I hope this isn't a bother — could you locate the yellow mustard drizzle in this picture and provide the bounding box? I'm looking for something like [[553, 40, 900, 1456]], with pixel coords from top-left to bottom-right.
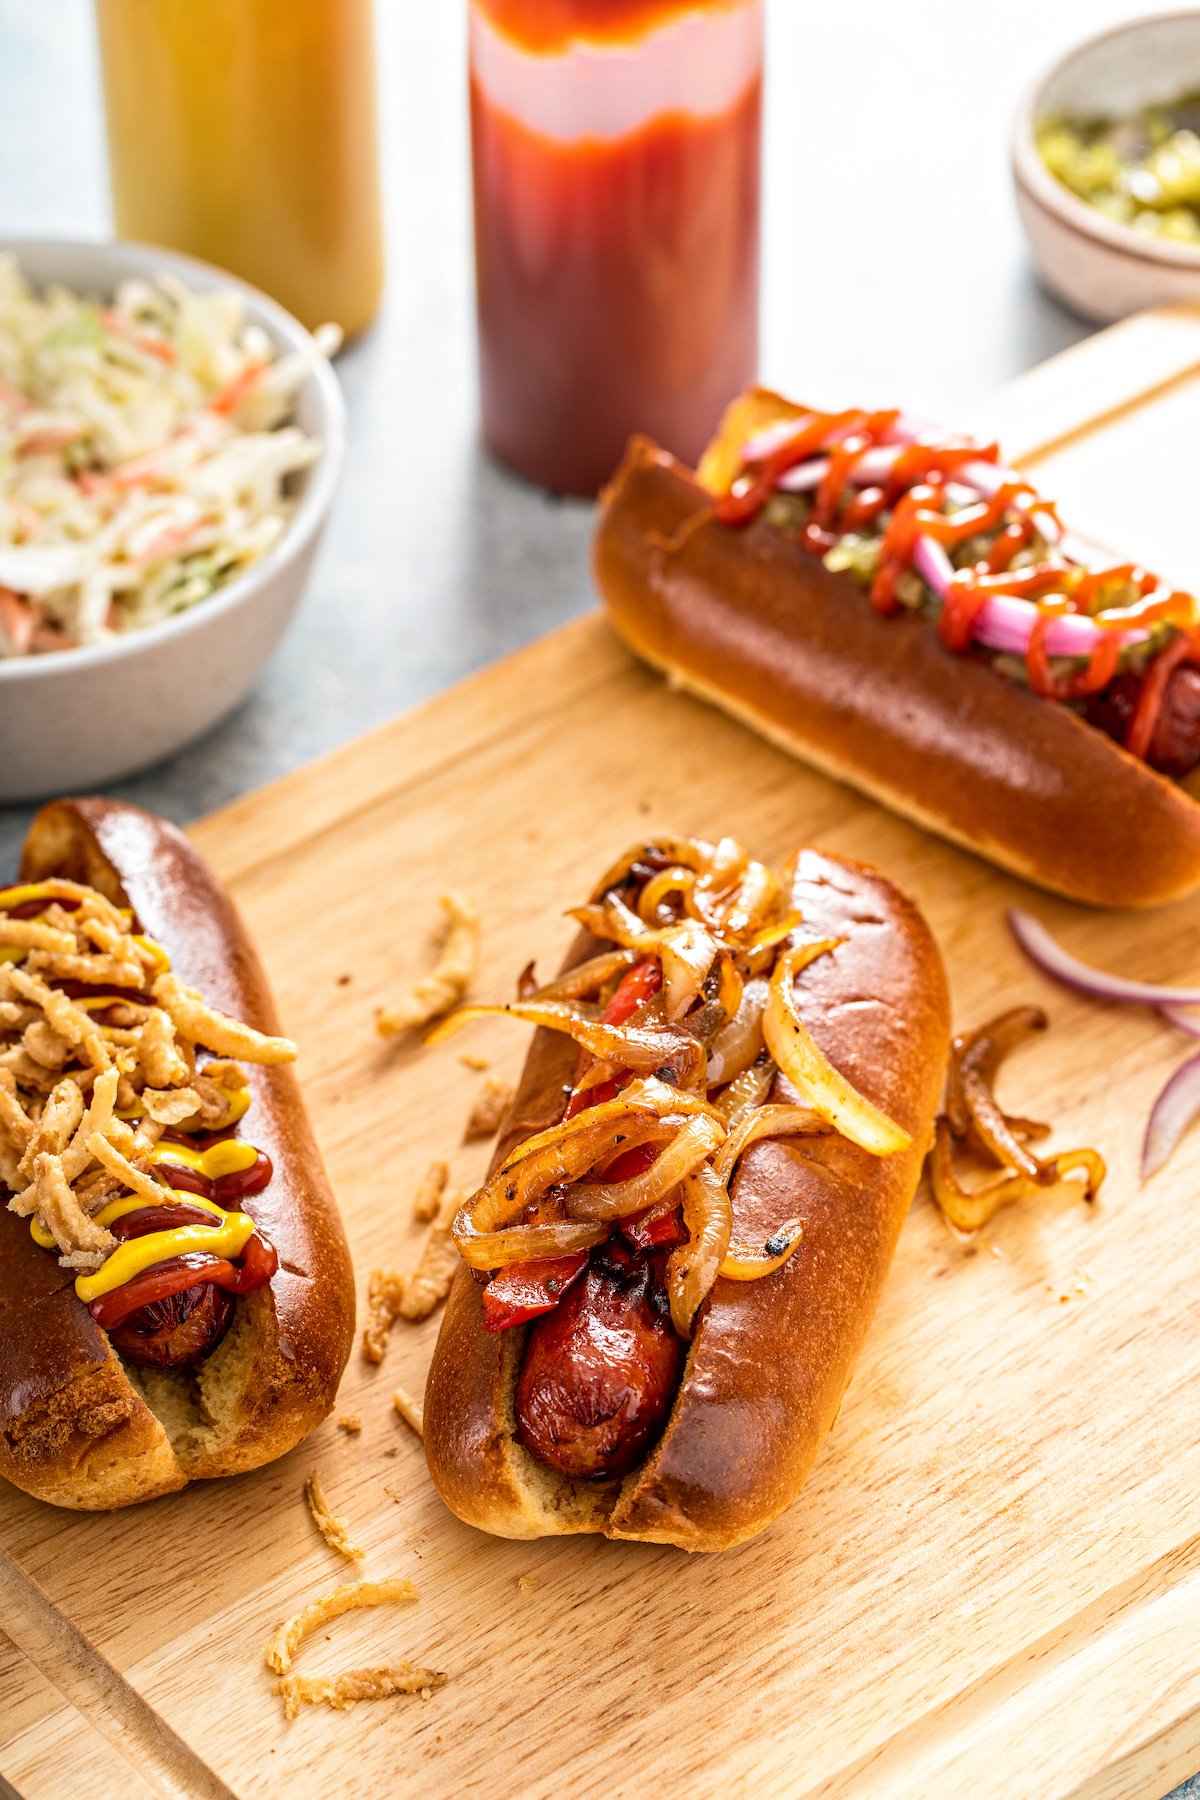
[[130, 933, 170, 974], [151, 1138, 258, 1179], [0, 882, 62, 909], [74, 1212, 257, 1302], [115, 1083, 251, 1125], [29, 1188, 229, 1250]]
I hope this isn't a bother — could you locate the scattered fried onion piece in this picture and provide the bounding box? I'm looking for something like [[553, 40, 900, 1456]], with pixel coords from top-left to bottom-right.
[[412, 1158, 448, 1224], [463, 1076, 513, 1143], [266, 1578, 419, 1675], [0, 919, 76, 955], [392, 1385, 425, 1437], [363, 1186, 464, 1362], [930, 1009, 1106, 1232], [275, 1664, 447, 1720], [377, 891, 480, 1037], [946, 1006, 1049, 1180], [305, 1471, 365, 1562]]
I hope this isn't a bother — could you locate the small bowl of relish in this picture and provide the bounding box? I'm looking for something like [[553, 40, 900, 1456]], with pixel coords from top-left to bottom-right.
[[1014, 12, 1200, 322]]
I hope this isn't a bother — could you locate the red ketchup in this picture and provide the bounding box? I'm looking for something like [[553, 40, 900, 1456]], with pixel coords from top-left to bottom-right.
[[469, 0, 763, 495]]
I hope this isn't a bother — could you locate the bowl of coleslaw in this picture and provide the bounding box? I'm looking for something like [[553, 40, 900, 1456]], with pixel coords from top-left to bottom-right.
[[0, 237, 345, 800]]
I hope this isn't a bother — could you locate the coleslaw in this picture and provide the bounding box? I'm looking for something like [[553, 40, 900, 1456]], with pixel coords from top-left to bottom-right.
[[0, 256, 340, 657]]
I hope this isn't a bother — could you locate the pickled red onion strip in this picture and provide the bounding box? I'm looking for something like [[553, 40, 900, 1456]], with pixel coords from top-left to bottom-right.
[[1009, 909, 1200, 1007], [1144, 1050, 1200, 1179]]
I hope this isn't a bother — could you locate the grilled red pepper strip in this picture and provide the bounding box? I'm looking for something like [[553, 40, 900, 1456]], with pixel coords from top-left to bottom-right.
[[481, 1253, 590, 1332]]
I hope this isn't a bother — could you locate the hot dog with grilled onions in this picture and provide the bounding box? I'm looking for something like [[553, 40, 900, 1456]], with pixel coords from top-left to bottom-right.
[[0, 798, 354, 1510], [423, 835, 948, 1552], [592, 390, 1200, 910]]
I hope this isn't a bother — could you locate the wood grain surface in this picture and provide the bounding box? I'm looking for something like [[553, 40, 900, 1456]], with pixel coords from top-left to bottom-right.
[[4, 308, 1200, 1800]]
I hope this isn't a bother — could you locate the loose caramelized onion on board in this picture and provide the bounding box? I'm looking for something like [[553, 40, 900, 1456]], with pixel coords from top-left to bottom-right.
[[443, 836, 910, 1331], [930, 1007, 1106, 1232]]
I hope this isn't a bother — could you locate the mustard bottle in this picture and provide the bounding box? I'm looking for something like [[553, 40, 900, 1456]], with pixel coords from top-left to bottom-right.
[[95, 0, 384, 339]]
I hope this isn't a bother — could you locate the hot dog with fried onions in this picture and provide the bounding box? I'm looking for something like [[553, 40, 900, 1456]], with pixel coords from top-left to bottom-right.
[[0, 798, 355, 1510], [423, 835, 948, 1552], [592, 391, 1200, 909]]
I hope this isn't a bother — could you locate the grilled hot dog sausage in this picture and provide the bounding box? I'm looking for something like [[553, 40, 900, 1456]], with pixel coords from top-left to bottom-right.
[[1086, 665, 1200, 778], [516, 1243, 684, 1480], [108, 1283, 234, 1369]]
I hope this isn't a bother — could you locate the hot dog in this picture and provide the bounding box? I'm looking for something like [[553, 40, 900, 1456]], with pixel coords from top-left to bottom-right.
[[423, 834, 948, 1551], [591, 390, 1200, 909], [0, 798, 355, 1510]]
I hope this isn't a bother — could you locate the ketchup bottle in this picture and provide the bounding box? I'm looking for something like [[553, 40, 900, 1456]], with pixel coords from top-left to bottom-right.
[[469, 0, 763, 497]]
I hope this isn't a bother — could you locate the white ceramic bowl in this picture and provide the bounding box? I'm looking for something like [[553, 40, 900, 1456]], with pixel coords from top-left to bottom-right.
[[1013, 11, 1200, 323], [0, 237, 345, 802]]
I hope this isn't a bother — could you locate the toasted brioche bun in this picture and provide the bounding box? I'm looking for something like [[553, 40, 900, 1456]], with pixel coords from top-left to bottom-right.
[[0, 798, 355, 1510], [591, 395, 1200, 909], [424, 848, 949, 1552]]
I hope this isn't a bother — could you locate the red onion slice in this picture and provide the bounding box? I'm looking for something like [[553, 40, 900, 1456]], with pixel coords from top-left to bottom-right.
[[975, 596, 1145, 660], [913, 534, 954, 598], [1161, 1004, 1200, 1037], [739, 412, 930, 466], [1143, 1049, 1200, 1178], [775, 457, 829, 494], [738, 418, 817, 463], [1010, 909, 1200, 1007], [961, 458, 1061, 546]]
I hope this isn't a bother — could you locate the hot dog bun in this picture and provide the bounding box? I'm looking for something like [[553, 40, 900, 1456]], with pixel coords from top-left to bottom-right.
[[0, 798, 355, 1510], [591, 400, 1200, 910], [424, 848, 949, 1552]]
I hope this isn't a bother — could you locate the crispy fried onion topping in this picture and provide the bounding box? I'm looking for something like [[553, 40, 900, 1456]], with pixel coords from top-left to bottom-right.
[[437, 836, 912, 1335], [266, 1578, 420, 1675], [0, 877, 295, 1264], [266, 1577, 445, 1720], [305, 1471, 366, 1562], [363, 1179, 463, 1364], [377, 890, 480, 1037], [930, 1007, 1106, 1232], [275, 1665, 447, 1720]]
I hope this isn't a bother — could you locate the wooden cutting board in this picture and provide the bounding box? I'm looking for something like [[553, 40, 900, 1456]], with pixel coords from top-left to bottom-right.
[[5, 307, 1200, 1800]]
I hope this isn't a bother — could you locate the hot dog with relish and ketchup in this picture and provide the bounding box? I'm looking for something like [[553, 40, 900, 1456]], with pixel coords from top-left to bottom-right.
[[424, 834, 948, 1551], [0, 799, 354, 1509], [593, 390, 1200, 909]]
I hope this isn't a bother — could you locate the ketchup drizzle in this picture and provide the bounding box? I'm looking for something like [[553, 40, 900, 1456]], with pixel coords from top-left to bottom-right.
[[718, 409, 1200, 762]]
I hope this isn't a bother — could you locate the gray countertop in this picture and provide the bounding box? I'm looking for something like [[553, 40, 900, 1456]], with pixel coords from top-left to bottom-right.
[[0, 2, 1197, 1793]]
